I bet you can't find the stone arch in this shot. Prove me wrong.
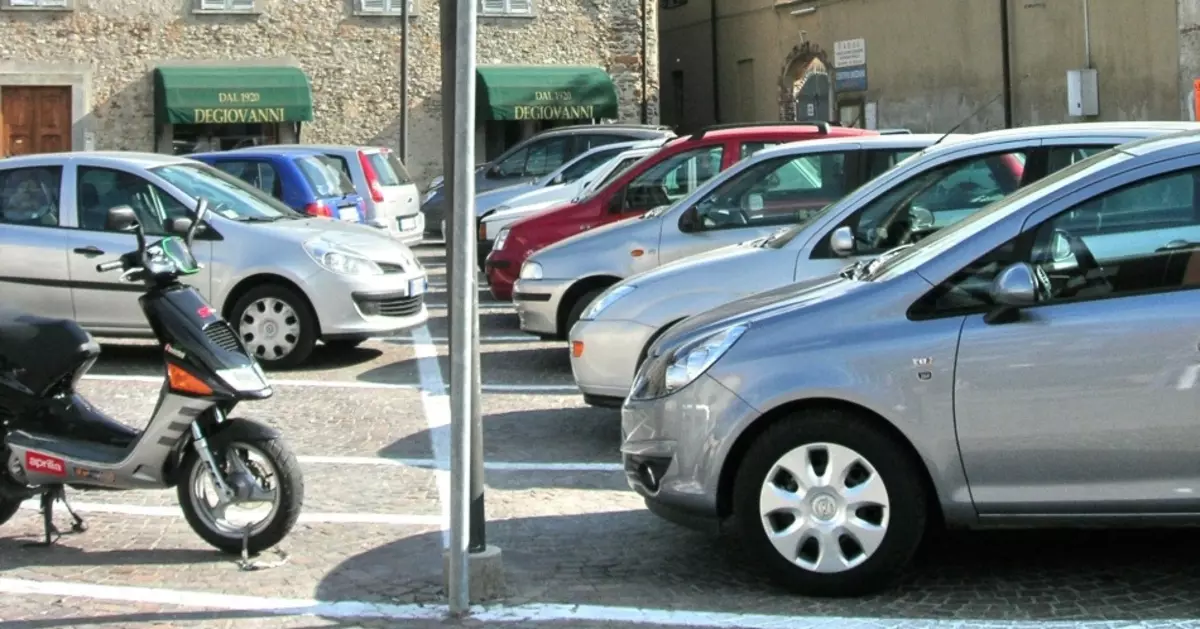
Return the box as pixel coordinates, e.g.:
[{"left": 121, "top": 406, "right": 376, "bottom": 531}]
[{"left": 778, "top": 42, "right": 834, "bottom": 122}]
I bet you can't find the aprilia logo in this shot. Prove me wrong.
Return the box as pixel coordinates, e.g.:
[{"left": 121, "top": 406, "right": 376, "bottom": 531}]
[{"left": 25, "top": 451, "right": 65, "bottom": 477}]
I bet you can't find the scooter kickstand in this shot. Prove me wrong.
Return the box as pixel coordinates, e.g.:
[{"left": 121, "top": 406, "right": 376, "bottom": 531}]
[
  {"left": 58, "top": 488, "right": 87, "bottom": 533},
  {"left": 23, "top": 489, "right": 61, "bottom": 548}
]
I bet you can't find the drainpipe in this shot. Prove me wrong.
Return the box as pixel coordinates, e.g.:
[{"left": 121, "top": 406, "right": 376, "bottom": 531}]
[
  {"left": 1000, "top": 0, "right": 1014, "bottom": 128},
  {"left": 1082, "top": 0, "right": 1091, "bottom": 67},
  {"left": 641, "top": 0, "right": 649, "bottom": 123},
  {"left": 711, "top": 0, "right": 720, "bottom": 123}
]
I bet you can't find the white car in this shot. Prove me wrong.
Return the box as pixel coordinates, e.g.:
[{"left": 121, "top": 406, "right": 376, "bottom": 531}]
[{"left": 477, "top": 146, "right": 660, "bottom": 263}]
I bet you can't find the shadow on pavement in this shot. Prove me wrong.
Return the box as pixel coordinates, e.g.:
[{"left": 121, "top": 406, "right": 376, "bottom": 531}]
[
  {"left": 91, "top": 342, "right": 387, "bottom": 378},
  {"left": 315, "top": 511, "right": 1200, "bottom": 623},
  {"left": 358, "top": 345, "right": 573, "bottom": 389},
  {"left": 0, "top": 537, "right": 220, "bottom": 568}
]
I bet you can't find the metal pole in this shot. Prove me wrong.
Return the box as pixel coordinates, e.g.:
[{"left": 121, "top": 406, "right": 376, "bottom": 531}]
[
  {"left": 1082, "top": 0, "right": 1091, "bottom": 68},
  {"left": 441, "top": 0, "right": 468, "bottom": 617},
  {"left": 399, "top": 0, "right": 410, "bottom": 163}
]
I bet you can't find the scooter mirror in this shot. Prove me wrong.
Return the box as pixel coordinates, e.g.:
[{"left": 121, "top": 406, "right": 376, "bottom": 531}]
[{"left": 105, "top": 206, "right": 139, "bottom": 232}]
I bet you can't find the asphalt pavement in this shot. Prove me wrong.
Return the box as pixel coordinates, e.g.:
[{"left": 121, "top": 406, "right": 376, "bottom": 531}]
[{"left": 2, "top": 241, "right": 1200, "bottom": 628}]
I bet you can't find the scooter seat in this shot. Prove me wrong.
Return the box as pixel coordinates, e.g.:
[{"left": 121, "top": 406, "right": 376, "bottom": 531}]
[{"left": 0, "top": 308, "right": 100, "bottom": 395}]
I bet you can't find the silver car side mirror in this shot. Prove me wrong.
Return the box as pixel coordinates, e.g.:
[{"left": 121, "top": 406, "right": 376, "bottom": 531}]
[
  {"left": 990, "top": 262, "right": 1038, "bottom": 307},
  {"left": 830, "top": 226, "right": 855, "bottom": 257}
]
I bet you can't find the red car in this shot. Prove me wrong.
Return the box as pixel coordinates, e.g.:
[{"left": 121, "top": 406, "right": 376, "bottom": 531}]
[{"left": 484, "top": 122, "right": 877, "bottom": 301}]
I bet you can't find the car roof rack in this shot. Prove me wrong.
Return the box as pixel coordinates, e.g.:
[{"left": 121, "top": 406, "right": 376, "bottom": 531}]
[
  {"left": 877, "top": 128, "right": 912, "bottom": 134},
  {"left": 689, "top": 120, "right": 832, "bottom": 140}
]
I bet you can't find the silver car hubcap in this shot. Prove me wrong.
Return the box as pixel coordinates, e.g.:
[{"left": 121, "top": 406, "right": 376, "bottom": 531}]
[
  {"left": 758, "top": 442, "right": 890, "bottom": 573},
  {"left": 239, "top": 297, "right": 301, "bottom": 360}
]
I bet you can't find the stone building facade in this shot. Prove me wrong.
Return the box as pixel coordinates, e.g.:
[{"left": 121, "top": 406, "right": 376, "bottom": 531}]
[
  {"left": 661, "top": 0, "right": 1200, "bottom": 134},
  {"left": 0, "top": 0, "right": 660, "bottom": 184}
]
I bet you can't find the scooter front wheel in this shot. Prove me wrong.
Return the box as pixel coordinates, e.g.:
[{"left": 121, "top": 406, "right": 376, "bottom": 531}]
[{"left": 177, "top": 436, "right": 304, "bottom": 555}]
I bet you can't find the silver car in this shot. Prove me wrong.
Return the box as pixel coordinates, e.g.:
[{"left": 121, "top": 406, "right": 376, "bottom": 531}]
[
  {"left": 514, "top": 134, "right": 943, "bottom": 340},
  {"left": 0, "top": 151, "right": 429, "bottom": 369},
  {"left": 620, "top": 127, "right": 1200, "bottom": 596},
  {"left": 244, "top": 144, "right": 425, "bottom": 244},
  {"left": 572, "top": 121, "right": 1200, "bottom": 406}
]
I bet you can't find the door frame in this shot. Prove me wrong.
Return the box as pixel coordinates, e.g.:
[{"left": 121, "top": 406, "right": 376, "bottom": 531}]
[{"left": 0, "top": 61, "right": 92, "bottom": 153}]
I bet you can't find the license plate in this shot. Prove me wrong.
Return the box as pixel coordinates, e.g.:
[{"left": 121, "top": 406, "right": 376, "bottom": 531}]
[
  {"left": 409, "top": 277, "right": 427, "bottom": 296},
  {"left": 399, "top": 217, "right": 417, "bottom": 231},
  {"left": 337, "top": 207, "right": 359, "bottom": 222}
]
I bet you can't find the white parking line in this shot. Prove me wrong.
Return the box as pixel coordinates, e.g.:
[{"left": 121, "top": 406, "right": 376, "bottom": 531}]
[
  {"left": 297, "top": 455, "right": 621, "bottom": 472},
  {"left": 80, "top": 374, "right": 579, "bottom": 393},
  {"left": 0, "top": 577, "right": 1178, "bottom": 628},
  {"left": 411, "top": 325, "right": 452, "bottom": 548},
  {"left": 426, "top": 303, "right": 514, "bottom": 313},
  {"left": 16, "top": 500, "right": 443, "bottom": 526},
  {"left": 376, "top": 334, "right": 542, "bottom": 343}
]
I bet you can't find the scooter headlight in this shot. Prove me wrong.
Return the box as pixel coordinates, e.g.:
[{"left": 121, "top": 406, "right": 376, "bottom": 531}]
[{"left": 217, "top": 363, "right": 270, "bottom": 393}]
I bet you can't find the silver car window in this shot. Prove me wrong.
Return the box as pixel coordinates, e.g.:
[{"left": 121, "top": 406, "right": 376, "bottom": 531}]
[
  {"left": 0, "top": 166, "right": 61, "bottom": 227},
  {"left": 150, "top": 163, "right": 303, "bottom": 221}
]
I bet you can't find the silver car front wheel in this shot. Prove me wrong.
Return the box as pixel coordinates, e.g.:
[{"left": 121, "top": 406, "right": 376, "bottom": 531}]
[
  {"left": 732, "top": 408, "right": 928, "bottom": 597},
  {"left": 230, "top": 284, "right": 318, "bottom": 369}
]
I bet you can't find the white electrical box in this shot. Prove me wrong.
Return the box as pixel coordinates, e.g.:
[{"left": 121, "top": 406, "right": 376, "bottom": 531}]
[{"left": 1067, "top": 68, "right": 1099, "bottom": 117}]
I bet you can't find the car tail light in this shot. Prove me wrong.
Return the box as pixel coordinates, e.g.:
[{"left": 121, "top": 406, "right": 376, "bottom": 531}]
[
  {"left": 304, "top": 200, "right": 333, "bottom": 218},
  {"left": 358, "top": 150, "right": 386, "bottom": 203}
]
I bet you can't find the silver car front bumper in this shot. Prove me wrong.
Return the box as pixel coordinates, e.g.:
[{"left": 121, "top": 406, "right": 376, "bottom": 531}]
[
  {"left": 513, "top": 277, "right": 571, "bottom": 338},
  {"left": 308, "top": 268, "right": 430, "bottom": 339},
  {"left": 620, "top": 372, "right": 761, "bottom": 532},
  {"left": 569, "top": 317, "right": 656, "bottom": 403}
]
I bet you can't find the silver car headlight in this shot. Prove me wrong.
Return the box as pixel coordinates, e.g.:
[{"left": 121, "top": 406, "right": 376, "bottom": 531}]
[
  {"left": 303, "top": 238, "right": 384, "bottom": 276},
  {"left": 493, "top": 227, "right": 510, "bottom": 251},
  {"left": 663, "top": 324, "right": 748, "bottom": 394},
  {"left": 580, "top": 284, "right": 635, "bottom": 321},
  {"left": 519, "top": 260, "right": 543, "bottom": 280}
]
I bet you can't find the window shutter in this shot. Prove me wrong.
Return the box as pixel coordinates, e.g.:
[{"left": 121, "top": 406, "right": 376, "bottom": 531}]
[
  {"left": 480, "top": 0, "right": 506, "bottom": 13},
  {"left": 507, "top": 0, "right": 532, "bottom": 13},
  {"left": 360, "top": 0, "right": 386, "bottom": 11}
]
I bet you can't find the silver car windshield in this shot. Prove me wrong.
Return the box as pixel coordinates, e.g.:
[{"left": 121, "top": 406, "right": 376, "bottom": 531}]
[
  {"left": 151, "top": 163, "right": 304, "bottom": 221},
  {"left": 863, "top": 146, "right": 1132, "bottom": 281}
]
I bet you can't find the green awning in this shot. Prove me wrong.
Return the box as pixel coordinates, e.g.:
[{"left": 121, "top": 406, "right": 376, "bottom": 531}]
[
  {"left": 475, "top": 65, "right": 619, "bottom": 121},
  {"left": 153, "top": 65, "right": 314, "bottom": 125}
]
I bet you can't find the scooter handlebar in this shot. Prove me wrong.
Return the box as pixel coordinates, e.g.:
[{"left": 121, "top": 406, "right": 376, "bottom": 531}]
[{"left": 96, "top": 260, "right": 124, "bottom": 273}]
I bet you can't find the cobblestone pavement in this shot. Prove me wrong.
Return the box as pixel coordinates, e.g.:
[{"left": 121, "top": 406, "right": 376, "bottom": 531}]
[{"left": 3, "top": 241, "right": 1200, "bottom": 628}]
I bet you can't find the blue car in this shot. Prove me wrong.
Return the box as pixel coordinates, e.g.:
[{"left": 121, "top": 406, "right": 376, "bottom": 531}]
[{"left": 188, "top": 148, "right": 367, "bottom": 223}]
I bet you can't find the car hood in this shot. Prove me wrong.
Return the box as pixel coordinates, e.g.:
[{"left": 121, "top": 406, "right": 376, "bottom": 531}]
[
  {"left": 656, "top": 272, "right": 859, "bottom": 352},
  {"left": 484, "top": 198, "right": 564, "bottom": 224},
  {"left": 533, "top": 211, "right": 651, "bottom": 263},
  {"left": 501, "top": 181, "right": 581, "bottom": 209},
  {"left": 475, "top": 183, "right": 538, "bottom": 212},
  {"left": 242, "top": 216, "right": 418, "bottom": 266},
  {"left": 631, "top": 238, "right": 768, "bottom": 286}
]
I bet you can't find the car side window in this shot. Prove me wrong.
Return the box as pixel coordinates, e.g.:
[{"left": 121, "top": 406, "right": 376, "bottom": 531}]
[
  {"left": 493, "top": 146, "right": 530, "bottom": 178},
  {"left": 523, "top": 137, "right": 569, "bottom": 177},
  {"left": 740, "top": 141, "right": 781, "bottom": 160},
  {"left": 621, "top": 145, "right": 725, "bottom": 211},
  {"left": 0, "top": 166, "right": 62, "bottom": 227},
  {"left": 866, "top": 149, "right": 919, "bottom": 178},
  {"left": 1044, "top": 145, "right": 1107, "bottom": 172},
  {"left": 826, "top": 151, "right": 1028, "bottom": 258},
  {"left": 689, "top": 152, "right": 849, "bottom": 232},
  {"left": 581, "top": 134, "right": 631, "bottom": 150},
  {"left": 213, "top": 160, "right": 281, "bottom": 198},
  {"left": 77, "top": 166, "right": 191, "bottom": 235},
  {"left": 913, "top": 168, "right": 1200, "bottom": 317},
  {"left": 557, "top": 147, "right": 622, "bottom": 183}
]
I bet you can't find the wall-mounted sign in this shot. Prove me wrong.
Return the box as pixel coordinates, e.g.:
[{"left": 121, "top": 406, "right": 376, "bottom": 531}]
[
  {"left": 833, "top": 38, "right": 866, "bottom": 68},
  {"left": 835, "top": 65, "right": 867, "bottom": 92}
]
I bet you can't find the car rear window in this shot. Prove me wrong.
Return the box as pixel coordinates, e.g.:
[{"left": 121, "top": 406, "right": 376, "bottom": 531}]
[
  {"left": 295, "top": 155, "right": 353, "bottom": 197},
  {"left": 367, "top": 149, "right": 413, "bottom": 186}
]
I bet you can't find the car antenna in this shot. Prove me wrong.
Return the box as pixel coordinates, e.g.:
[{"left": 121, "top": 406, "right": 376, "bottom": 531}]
[{"left": 934, "top": 92, "right": 1004, "bottom": 145}]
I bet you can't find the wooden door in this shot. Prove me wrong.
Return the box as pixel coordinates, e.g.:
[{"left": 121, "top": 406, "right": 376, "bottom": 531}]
[{"left": 1, "top": 86, "right": 70, "bottom": 156}]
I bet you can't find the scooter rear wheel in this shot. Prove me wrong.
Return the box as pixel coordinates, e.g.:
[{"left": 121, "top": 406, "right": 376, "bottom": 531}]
[{"left": 178, "top": 436, "right": 304, "bottom": 555}]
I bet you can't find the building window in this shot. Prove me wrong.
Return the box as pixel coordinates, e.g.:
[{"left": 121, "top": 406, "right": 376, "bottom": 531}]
[
  {"left": 194, "top": 0, "right": 256, "bottom": 13},
  {"left": 480, "top": 0, "right": 532, "bottom": 16},
  {"left": 2, "top": 0, "right": 72, "bottom": 10},
  {"left": 357, "top": 0, "right": 415, "bottom": 15}
]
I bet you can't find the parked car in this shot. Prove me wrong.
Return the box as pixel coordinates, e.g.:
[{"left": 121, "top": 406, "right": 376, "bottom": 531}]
[
  {"left": 514, "top": 133, "right": 943, "bottom": 341},
  {"left": 478, "top": 145, "right": 663, "bottom": 270},
  {"left": 238, "top": 144, "right": 425, "bottom": 245},
  {"left": 620, "top": 126, "right": 1200, "bottom": 596},
  {"left": 0, "top": 151, "right": 429, "bottom": 369},
  {"left": 189, "top": 149, "right": 367, "bottom": 224},
  {"left": 486, "top": 122, "right": 880, "bottom": 301},
  {"left": 571, "top": 121, "right": 1200, "bottom": 407},
  {"left": 421, "top": 123, "right": 677, "bottom": 238},
  {"left": 471, "top": 139, "right": 667, "bottom": 223}
]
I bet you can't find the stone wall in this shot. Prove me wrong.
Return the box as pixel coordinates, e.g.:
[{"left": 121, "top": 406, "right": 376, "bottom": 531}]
[{"left": 0, "top": 0, "right": 658, "bottom": 185}]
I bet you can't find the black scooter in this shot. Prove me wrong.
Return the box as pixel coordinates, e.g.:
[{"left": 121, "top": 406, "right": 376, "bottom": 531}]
[{"left": 0, "top": 200, "right": 304, "bottom": 555}]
